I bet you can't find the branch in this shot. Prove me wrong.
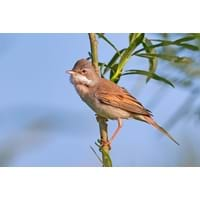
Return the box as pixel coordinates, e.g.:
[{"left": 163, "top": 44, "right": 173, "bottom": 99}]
[
  {"left": 88, "top": 33, "right": 112, "bottom": 167},
  {"left": 88, "top": 33, "right": 100, "bottom": 75}
]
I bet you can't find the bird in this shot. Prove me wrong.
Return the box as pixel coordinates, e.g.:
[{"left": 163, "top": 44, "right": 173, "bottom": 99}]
[{"left": 66, "top": 58, "right": 179, "bottom": 146}]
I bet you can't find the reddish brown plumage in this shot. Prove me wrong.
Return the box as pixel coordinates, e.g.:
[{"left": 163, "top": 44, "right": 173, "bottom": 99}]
[
  {"left": 95, "top": 78, "right": 152, "bottom": 117},
  {"left": 95, "top": 78, "right": 179, "bottom": 145},
  {"left": 68, "top": 58, "right": 179, "bottom": 145}
]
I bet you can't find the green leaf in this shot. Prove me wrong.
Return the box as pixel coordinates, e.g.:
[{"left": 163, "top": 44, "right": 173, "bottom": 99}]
[
  {"left": 129, "top": 33, "right": 143, "bottom": 44},
  {"left": 174, "top": 35, "right": 200, "bottom": 43},
  {"left": 178, "top": 43, "right": 199, "bottom": 51},
  {"left": 98, "top": 62, "right": 108, "bottom": 77},
  {"left": 111, "top": 33, "right": 145, "bottom": 83},
  {"left": 103, "top": 48, "right": 126, "bottom": 75},
  {"left": 97, "top": 33, "right": 121, "bottom": 55},
  {"left": 142, "top": 38, "right": 158, "bottom": 82},
  {"left": 109, "top": 64, "right": 119, "bottom": 80},
  {"left": 122, "top": 69, "right": 175, "bottom": 88},
  {"left": 136, "top": 53, "right": 193, "bottom": 64},
  {"left": 134, "top": 37, "right": 200, "bottom": 55},
  {"left": 98, "top": 62, "right": 107, "bottom": 67},
  {"left": 153, "top": 39, "right": 200, "bottom": 51}
]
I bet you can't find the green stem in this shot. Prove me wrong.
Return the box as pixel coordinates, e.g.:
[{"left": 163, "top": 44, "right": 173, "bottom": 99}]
[{"left": 88, "top": 33, "right": 112, "bottom": 167}]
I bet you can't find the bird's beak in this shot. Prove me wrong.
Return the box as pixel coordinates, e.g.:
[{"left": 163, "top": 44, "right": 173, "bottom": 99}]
[{"left": 65, "top": 70, "right": 75, "bottom": 74}]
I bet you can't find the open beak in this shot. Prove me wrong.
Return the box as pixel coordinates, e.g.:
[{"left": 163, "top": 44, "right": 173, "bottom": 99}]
[{"left": 65, "top": 70, "right": 75, "bottom": 74}]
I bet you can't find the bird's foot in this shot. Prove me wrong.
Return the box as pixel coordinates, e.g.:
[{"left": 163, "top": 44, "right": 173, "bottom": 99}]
[{"left": 101, "top": 140, "right": 111, "bottom": 150}]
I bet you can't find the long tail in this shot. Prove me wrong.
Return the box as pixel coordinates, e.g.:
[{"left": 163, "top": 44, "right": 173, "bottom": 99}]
[{"left": 144, "top": 116, "right": 180, "bottom": 145}]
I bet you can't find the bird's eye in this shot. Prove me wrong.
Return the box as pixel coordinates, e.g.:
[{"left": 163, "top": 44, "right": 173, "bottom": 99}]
[{"left": 81, "top": 69, "right": 87, "bottom": 74}]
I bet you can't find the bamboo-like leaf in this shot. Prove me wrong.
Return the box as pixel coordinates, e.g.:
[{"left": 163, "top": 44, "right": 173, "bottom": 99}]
[
  {"left": 122, "top": 69, "right": 175, "bottom": 87},
  {"left": 174, "top": 35, "right": 200, "bottom": 43},
  {"left": 136, "top": 53, "right": 193, "bottom": 64},
  {"left": 129, "top": 33, "right": 142, "bottom": 44},
  {"left": 109, "top": 64, "right": 119, "bottom": 79},
  {"left": 134, "top": 38, "right": 200, "bottom": 55},
  {"left": 98, "top": 62, "right": 107, "bottom": 67},
  {"left": 178, "top": 43, "right": 199, "bottom": 51},
  {"left": 111, "top": 33, "right": 145, "bottom": 83},
  {"left": 97, "top": 33, "right": 120, "bottom": 55},
  {"left": 142, "top": 38, "right": 158, "bottom": 82},
  {"left": 98, "top": 62, "right": 108, "bottom": 77},
  {"left": 103, "top": 48, "right": 126, "bottom": 75}
]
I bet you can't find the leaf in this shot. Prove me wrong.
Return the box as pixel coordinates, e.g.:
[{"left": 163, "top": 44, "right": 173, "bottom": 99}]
[
  {"left": 142, "top": 38, "right": 158, "bottom": 82},
  {"left": 111, "top": 33, "right": 145, "bottom": 83},
  {"left": 88, "top": 51, "right": 92, "bottom": 59},
  {"left": 98, "top": 62, "right": 108, "bottom": 77},
  {"left": 103, "top": 48, "right": 126, "bottom": 75},
  {"left": 95, "top": 141, "right": 112, "bottom": 166},
  {"left": 129, "top": 33, "right": 143, "bottom": 44},
  {"left": 109, "top": 64, "right": 119, "bottom": 79},
  {"left": 97, "top": 33, "right": 121, "bottom": 55},
  {"left": 122, "top": 69, "right": 175, "bottom": 87},
  {"left": 178, "top": 43, "right": 199, "bottom": 51},
  {"left": 136, "top": 53, "right": 193, "bottom": 64},
  {"left": 134, "top": 37, "right": 200, "bottom": 55},
  {"left": 98, "top": 62, "right": 107, "bottom": 67},
  {"left": 90, "top": 146, "right": 103, "bottom": 165},
  {"left": 174, "top": 35, "right": 200, "bottom": 43},
  {"left": 155, "top": 39, "right": 200, "bottom": 51}
]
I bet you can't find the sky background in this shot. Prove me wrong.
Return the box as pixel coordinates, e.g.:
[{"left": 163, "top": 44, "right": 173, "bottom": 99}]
[{"left": 0, "top": 33, "right": 199, "bottom": 166}]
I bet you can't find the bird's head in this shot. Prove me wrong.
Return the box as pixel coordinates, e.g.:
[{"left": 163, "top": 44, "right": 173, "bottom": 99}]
[{"left": 66, "top": 59, "right": 99, "bottom": 87}]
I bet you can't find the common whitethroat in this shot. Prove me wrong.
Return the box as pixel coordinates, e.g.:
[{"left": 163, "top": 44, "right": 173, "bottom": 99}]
[{"left": 66, "top": 59, "right": 179, "bottom": 146}]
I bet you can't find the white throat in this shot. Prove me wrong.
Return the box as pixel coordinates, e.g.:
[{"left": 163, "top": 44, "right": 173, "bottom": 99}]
[{"left": 71, "top": 73, "right": 94, "bottom": 86}]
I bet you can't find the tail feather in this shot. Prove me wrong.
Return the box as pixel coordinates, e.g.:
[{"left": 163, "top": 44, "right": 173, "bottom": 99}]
[{"left": 145, "top": 116, "right": 179, "bottom": 145}]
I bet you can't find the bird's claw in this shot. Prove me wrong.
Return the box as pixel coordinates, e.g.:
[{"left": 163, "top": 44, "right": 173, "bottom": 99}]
[{"left": 101, "top": 140, "right": 111, "bottom": 150}]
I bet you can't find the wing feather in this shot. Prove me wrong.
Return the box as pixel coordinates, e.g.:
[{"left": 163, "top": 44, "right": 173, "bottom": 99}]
[{"left": 95, "top": 79, "right": 152, "bottom": 116}]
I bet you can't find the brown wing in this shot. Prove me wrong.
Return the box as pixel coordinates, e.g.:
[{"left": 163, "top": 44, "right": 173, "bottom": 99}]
[{"left": 95, "top": 78, "right": 152, "bottom": 116}]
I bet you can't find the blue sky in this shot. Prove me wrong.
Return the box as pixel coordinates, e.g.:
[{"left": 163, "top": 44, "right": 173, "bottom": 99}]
[{"left": 0, "top": 33, "right": 199, "bottom": 166}]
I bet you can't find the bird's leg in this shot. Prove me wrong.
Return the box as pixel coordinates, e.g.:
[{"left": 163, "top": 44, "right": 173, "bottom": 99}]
[
  {"left": 101, "top": 118, "right": 123, "bottom": 148},
  {"left": 109, "top": 118, "right": 123, "bottom": 144}
]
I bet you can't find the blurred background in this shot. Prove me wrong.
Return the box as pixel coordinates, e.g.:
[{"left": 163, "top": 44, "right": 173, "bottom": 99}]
[{"left": 0, "top": 33, "right": 200, "bottom": 166}]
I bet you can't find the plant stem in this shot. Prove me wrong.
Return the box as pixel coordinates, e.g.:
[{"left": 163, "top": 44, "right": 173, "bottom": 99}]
[
  {"left": 88, "top": 33, "right": 100, "bottom": 75},
  {"left": 88, "top": 33, "right": 112, "bottom": 167}
]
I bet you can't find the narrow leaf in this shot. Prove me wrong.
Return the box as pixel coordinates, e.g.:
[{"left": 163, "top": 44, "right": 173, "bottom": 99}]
[
  {"left": 142, "top": 38, "right": 158, "bottom": 82},
  {"left": 109, "top": 64, "right": 119, "bottom": 80},
  {"left": 134, "top": 38, "right": 199, "bottom": 54},
  {"left": 178, "top": 43, "right": 199, "bottom": 51},
  {"left": 90, "top": 146, "right": 103, "bottom": 165},
  {"left": 111, "top": 33, "right": 145, "bottom": 83},
  {"left": 122, "top": 69, "right": 175, "bottom": 87},
  {"left": 97, "top": 33, "right": 120, "bottom": 55},
  {"left": 129, "top": 33, "right": 143, "bottom": 44},
  {"left": 103, "top": 48, "right": 126, "bottom": 75},
  {"left": 174, "top": 35, "right": 199, "bottom": 43},
  {"left": 136, "top": 53, "right": 193, "bottom": 64}
]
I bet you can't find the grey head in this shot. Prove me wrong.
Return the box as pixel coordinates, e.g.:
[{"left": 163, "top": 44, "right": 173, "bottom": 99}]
[{"left": 68, "top": 59, "right": 99, "bottom": 87}]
